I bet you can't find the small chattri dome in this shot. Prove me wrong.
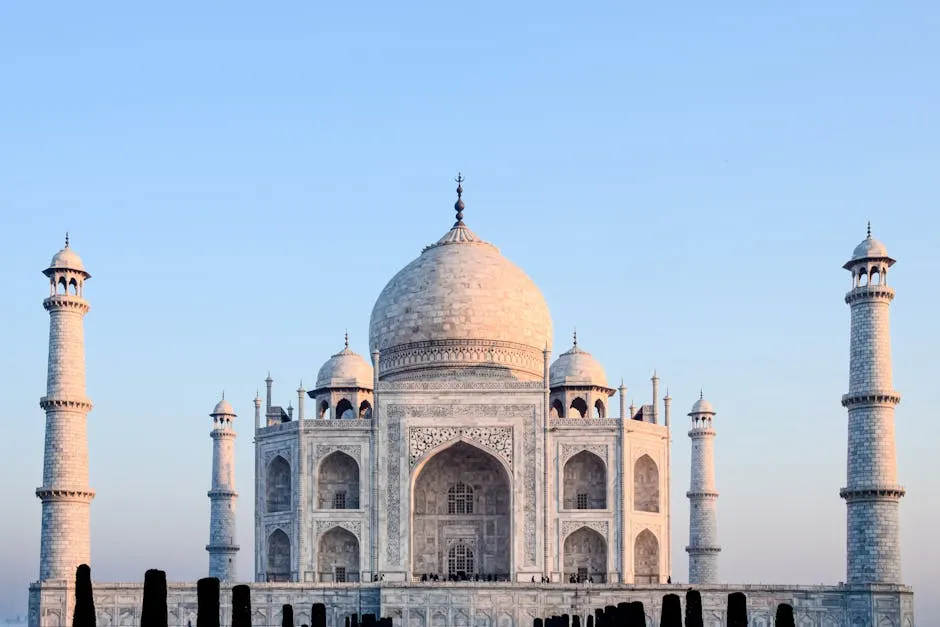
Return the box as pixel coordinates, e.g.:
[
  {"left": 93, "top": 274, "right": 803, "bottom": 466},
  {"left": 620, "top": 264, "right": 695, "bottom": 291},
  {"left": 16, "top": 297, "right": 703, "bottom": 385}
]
[
  {"left": 315, "top": 336, "right": 374, "bottom": 391},
  {"left": 549, "top": 335, "right": 609, "bottom": 388},
  {"left": 689, "top": 394, "right": 715, "bottom": 415},
  {"left": 44, "top": 234, "right": 91, "bottom": 278},
  {"left": 211, "top": 397, "right": 235, "bottom": 417},
  {"left": 851, "top": 236, "right": 889, "bottom": 261}
]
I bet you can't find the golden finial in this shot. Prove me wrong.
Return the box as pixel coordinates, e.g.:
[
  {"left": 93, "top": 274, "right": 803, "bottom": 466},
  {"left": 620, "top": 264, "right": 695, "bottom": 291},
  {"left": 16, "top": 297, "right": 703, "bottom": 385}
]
[{"left": 454, "top": 173, "right": 465, "bottom": 225}]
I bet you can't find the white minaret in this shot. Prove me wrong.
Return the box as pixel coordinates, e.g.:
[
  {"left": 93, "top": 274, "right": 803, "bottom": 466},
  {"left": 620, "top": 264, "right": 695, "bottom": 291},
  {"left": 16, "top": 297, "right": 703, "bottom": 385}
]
[
  {"left": 840, "top": 225, "right": 905, "bottom": 584},
  {"left": 686, "top": 392, "right": 720, "bottom": 583},
  {"left": 37, "top": 235, "right": 95, "bottom": 581},
  {"left": 207, "top": 395, "right": 239, "bottom": 581}
]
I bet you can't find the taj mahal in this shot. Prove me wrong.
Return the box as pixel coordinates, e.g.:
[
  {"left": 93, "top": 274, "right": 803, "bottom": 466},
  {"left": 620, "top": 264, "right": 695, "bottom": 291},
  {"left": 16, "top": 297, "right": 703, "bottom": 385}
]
[{"left": 28, "top": 180, "right": 915, "bottom": 626}]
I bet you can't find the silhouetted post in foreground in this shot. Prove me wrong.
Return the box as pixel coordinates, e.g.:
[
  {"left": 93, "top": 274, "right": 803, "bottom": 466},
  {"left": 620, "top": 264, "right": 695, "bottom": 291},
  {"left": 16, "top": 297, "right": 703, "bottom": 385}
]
[
  {"left": 534, "top": 618, "right": 543, "bottom": 627},
  {"left": 72, "top": 564, "right": 96, "bottom": 627},
  {"left": 282, "top": 604, "right": 294, "bottom": 627},
  {"left": 345, "top": 617, "right": 350, "bottom": 627},
  {"left": 659, "top": 594, "right": 681, "bottom": 627},
  {"left": 312, "top": 603, "right": 326, "bottom": 627},
  {"left": 196, "top": 578, "right": 220, "bottom": 627},
  {"left": 231, "top": 585, "right": 252, "bottom": 627},
  {"left": 141, "top": 569, "right": 168, "bottom": 627},
  {"left": 775, "top": 604, "right": 795, "bottom": 627},
  {"left": 351, "top": 614, "right": 359, "bottom": 627},
  {"left": 362, "top": 614, "right": 377, "bottom": 627},
  {"left": 572, "top": 614, "right": 581, "bottom": 627},
  {"left": 684, "top": 590, "right": 703, "bottom": 627},
  {"left": 586, "top": 615, "right": 594, "bottom": 627},
  {"left": 727, "top": 592, "right": 747, "bottom": 627},
  {"left": 627, "top": 602, "right": 645, "bottom": 627}
]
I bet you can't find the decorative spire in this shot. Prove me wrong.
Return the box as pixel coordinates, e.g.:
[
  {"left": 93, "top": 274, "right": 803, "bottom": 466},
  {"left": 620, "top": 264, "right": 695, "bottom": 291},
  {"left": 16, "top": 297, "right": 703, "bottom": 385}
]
[
  {"left": 454, "top": 172, "right": 465, "bottom": 226},
  {"left": 344, "top": 329, "right": 349, "bottom": 349},
  {"left": 572, "top": 328, "right": 578, "bottom": 347},
  {"left": 64, "top": 232, "right": 70, "bottom": 249},
  {"left": 867, "top": 221, "right": 872, "bottom": 238},
  {"left": 700, "top": 388, "right": 704, "bottom": 400},
  {"left": 222, "top": 390, "right": 225, "bottom": 400}
]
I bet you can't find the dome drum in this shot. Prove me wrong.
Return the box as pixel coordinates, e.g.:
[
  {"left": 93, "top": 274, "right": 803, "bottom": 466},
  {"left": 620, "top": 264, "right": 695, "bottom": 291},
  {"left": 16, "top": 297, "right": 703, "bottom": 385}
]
[{"left": 376, "top": 338, "right": 546, "bottom": 381}]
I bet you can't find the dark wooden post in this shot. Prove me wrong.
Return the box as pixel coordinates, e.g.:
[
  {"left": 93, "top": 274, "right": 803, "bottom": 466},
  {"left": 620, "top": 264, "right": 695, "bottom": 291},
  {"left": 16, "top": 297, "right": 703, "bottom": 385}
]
[
  {"left": 72, "top": 564, "right": 96, "bottom": 627},
  {"left": 141, "top": 569, "right": 168, "bottom": 627},
  {"left": 231, "top": 585, "right": 252, "bottom": 627},
  {"left": 196, "top": 578, "right": 220, "bottom": 627}
]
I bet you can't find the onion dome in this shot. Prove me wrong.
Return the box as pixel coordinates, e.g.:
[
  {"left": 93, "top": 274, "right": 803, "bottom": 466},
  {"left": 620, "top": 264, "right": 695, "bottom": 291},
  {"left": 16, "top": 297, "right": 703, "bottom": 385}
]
[
  {"left": 314, "top": 333, "right": 374, "bottom": 391},
  {"left": 43, "top": 233, "right": 91, "bottom": 278},
  {"left": 549, "top": 332, "right": 609, "bottom": 388},
  {"left": 689, "top": 392, "right": 715, "bottom": 415},
  {"left": 211, "top": 395, "right": 236, "bottom": 418},
  {"left": 844, "top": 222, "right": 895, "bottom": 269},
  {"left": 369, "top": 175, "right": 552, "bottom": 380}
]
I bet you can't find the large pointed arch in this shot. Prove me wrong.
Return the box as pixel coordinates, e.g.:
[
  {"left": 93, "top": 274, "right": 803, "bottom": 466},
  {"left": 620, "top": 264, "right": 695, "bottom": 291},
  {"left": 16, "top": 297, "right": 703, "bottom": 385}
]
[
  {"left": 563, "top": 450, "right": 606, "bottom": 509},
  {"left": 317, "top": 526, "right": 360, "bottom": 582},
  {"left": 266, "top": 455, "right": 291, "bottom": 512},
  {"left": 317, "top": 450, "right": 359, "bottom": 509},
  {"left": 411, "top": 440, "right": 512, "bottom": 579},
  {"left": 634, "top": 454, "right": 660, "bottom": 512},
  {"left": 266, "top": 529, "right": 291, "bottom": 582},
  {"left": 633, "top": 529, "right": 659, "bottom": 584}
]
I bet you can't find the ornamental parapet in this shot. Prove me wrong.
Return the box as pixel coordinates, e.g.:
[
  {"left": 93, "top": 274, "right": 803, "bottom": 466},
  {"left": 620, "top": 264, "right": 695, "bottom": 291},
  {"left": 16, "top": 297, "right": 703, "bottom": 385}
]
[
  {"left": 686, "top": 490, "right": 719, "bottom": 499},
  {"left": 39, "top": 396, "right": 93, "bottom": 412},
  {"left": 43, "top": 295, "right": 90, "bottom": 313},
  {"left": 35, "top": 487, "right": 95, "bottom": 501},
  {"left": 840, "top": 485, "right": 906, "bottom": 501},
  {"left": 551, "top": 418, "right": 620, "bottom": 430},
  {"left": 208, "top": 489, "right": 238, "bottom": 498},
  {"left": 210, "top": 430, "right": 237, "bottom": 439},
  {"left": 842, "top": 390, "right": 901, "bottom": 407},
  {"left": 688, "top": 427, "right": 716, "bottom": 437},
  {"left": 845, "top": 285, "right": 895, "bottom": 304}
]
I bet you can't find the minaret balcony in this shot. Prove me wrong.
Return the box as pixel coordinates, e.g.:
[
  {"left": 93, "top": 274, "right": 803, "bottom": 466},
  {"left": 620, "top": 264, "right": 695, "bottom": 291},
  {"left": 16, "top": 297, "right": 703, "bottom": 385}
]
[
  {"left": 39, "top": 396, "right": 93, "bottom": 411},
  {"left": 844, "top": 285, "right": 895, "bottom": 304},
  {"left": 841, "top": 390, "right": 901, "bottom": 407},
  {"left": 840, "top": 485, "right": 906, "bottom": 501},
  {"left": 35, "top": 487, "right": 95, "bottom": 501},
  {"left": 42, "top": 295, "right": 90, "bottom": 313}
]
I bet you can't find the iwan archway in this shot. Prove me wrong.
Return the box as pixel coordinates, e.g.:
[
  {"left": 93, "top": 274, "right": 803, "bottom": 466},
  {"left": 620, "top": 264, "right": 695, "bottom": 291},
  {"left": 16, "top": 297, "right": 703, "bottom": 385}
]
[{"left": 411, "top": 440, "right": 512, "bottom": 580}]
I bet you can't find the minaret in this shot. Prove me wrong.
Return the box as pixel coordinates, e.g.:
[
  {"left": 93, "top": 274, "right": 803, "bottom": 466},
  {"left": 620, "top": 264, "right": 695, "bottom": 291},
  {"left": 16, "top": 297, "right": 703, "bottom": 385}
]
[
  {"left": 686, "top": 392, "right": 720, "bottom": 583},
  {"left": 840, "top": 225, "right": 905, "bottom": 584},
  {"left": 37, "top": 235, "right": 95, "bottom": 581},
  {"left": 207, "top": 395, "right": 239, "bottom": 581}
]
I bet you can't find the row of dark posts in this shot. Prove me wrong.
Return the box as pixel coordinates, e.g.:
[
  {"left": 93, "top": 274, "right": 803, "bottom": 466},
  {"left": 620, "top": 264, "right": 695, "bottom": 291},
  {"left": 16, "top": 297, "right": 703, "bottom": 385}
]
[
  {"left": 535, "top": 590, "right": 796, "bottom": 627},
  {"left": 72, "top": 565, "right": 393, "bottom": 627},
  {"left": 72, "top": 564, "right": 799, "bottom": 627}
]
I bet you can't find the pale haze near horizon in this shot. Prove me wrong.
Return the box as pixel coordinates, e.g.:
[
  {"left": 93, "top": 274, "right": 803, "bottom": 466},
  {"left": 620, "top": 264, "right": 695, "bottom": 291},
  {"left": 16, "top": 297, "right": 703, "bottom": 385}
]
[{"left": 1, "top": 1, "right": 938, "bottom": 623}]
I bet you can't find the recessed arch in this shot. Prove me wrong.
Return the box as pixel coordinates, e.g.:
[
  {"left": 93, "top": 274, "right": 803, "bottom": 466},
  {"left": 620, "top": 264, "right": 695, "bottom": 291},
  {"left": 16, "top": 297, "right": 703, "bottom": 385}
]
[
  {"left": 57, "top": 276, "right": 68, "bottom": 294},
  {"left": 266, "top": 456, "right": 291, "bottom": 513},
  {"left": 563, "top": 450, "right": 606, "bottom": 509},
  {"left": 634, "top": 454, "right": 660, "bottom": 513},
  {"left": 359, "top": 400, "right": 372, "bottom": 419},
  {"left": 266, "top": 529, "right": 291, "bottom": 582},
  {"left": 563, "top": 526, "right": 607, "bottom": 583},
  {"left": 317, "top": 451, "right": 359, "bottom": 509},
  {"left": 570, "top": 397, "right": 588, "bottom": 418},
  {"left": 634, "top": 529, "right": 659, "bottom": 583},
  {"left": 593, "top": 399, "right": 605, "bottom": 418},
  {"left": 412, "top": 441, "right": 511, "bottom": 579},
  {"left": 318, "top": 400, "right": 329, "bottom": 420},
  {"left": 336, "top": 398, "right": 354, "bottom": 420},
  {"left": 68, "top": 277, "right": 78, "bottom": 295},
  {"left": 317, "top": 526, "right": 359, "bottom": 582},
  {"left": 550, "top": 398, "right": 564, "bottom": 419}
]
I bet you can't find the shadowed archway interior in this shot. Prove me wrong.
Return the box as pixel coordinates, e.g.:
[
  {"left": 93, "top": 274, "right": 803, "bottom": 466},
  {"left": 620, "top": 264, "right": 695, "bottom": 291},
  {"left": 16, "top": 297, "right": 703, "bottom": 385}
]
[{"left": 412, "top": 441, "right": 511, "bottom": 579}]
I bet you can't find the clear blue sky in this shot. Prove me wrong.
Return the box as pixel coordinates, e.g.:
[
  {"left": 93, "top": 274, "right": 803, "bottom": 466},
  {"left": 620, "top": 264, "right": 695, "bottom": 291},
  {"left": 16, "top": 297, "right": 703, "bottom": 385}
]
[{"left": 1, "top": 1, "right": 938, "bottom": 622}]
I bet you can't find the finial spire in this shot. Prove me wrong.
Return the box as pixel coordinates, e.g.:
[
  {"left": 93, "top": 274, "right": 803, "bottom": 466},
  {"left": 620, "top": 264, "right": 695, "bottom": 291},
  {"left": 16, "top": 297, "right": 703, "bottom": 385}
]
[
  {"left": 344, "top": 329, "right": 349, "bottom": 349},
  {"left": 454, "top": 172, "right": 465, "bottom": 226},
  {"left": 867, "top": 221, "right": 872, "bottom": 238},
  {"left": 573, "top": 327, "right": 578, "bottom": 347},
  {"left": 222, "top": 390, "right": 225, "bottom": 400},
  {"left": 64, "top": 232, "right": 70, "bottom": 248},
  {"left": 700, "top": 388, "right": 704, "bottom": 400}
]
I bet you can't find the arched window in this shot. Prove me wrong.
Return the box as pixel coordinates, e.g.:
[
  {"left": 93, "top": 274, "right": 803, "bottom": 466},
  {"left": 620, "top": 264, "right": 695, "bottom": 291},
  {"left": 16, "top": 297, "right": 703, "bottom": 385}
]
[
  {"left": 359, "top": 400, "right": 372, "bottom": 419},
  {"left": 318, "top": 451, "right": 359, "bottom": 509},
  {"left": 634, "top": 529, "right": 660, "bottom": 584},
  {"left": 563, "top": 451, "right": 606, "bottom": 509},
  {"left": 593, "top": 399, "right": 605, "bottom": 418},
  {"left": 447, "top": 482, "right": 473, "bottom": 514},
  {"left": 68, "top": 278, "right": 78, "bottom": 295},
  {"left": 266, "top": 456, "right": 291, "bottom": 512},
  {"left": 336, "top": 398, "right": 354, "bottom": 420},
  {"left": 447, "top": 543, "right": 474, "bottom": 577},
  {"left": 57, "top": 277, "right": 67, "bottom": 294},
  {"left": 550, "top": 399, "right": 564, "bottom": 419},
  {"left": 267, "top": 529, "right": 291, "bottom": 582},
  {"left": 634, "top": 454, "right": 660, "bottom": 513},
  {"left": 318, "top": 400, "right": 329, "bottom": 420},
  {"left": 570, "top": 397, "right": 588, "bottom": 418}
]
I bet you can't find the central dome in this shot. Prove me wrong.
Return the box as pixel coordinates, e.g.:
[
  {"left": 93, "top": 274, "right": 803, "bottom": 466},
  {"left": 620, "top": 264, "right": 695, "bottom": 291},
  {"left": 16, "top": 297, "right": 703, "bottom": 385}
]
[{"left": 369, "top": 218, "right": 553, "bottom": 380}]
